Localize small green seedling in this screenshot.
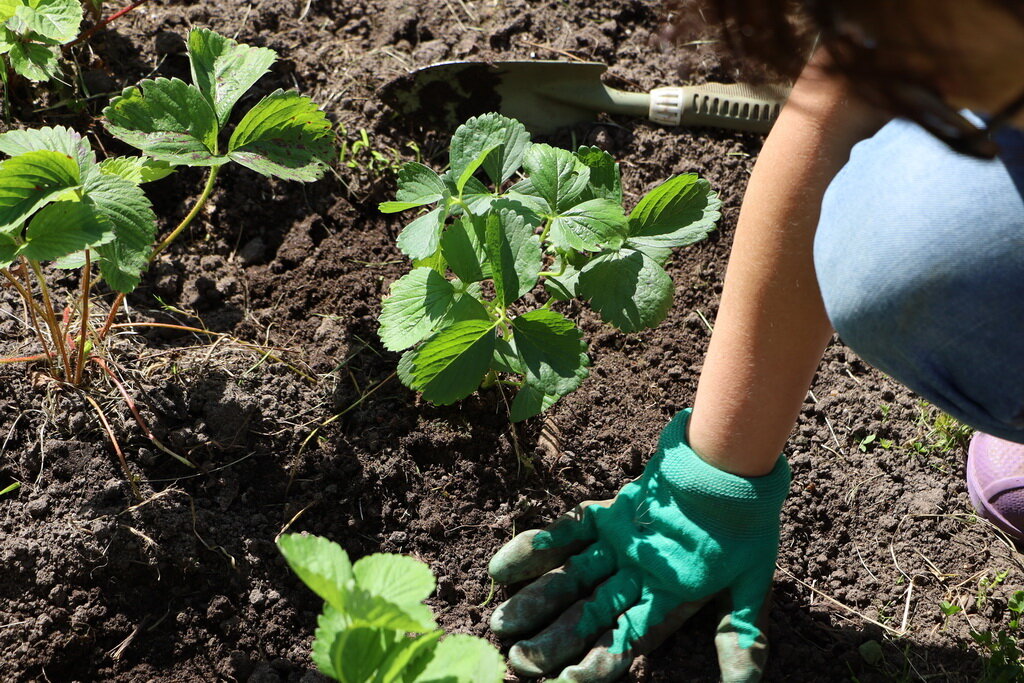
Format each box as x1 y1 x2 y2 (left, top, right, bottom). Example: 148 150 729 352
277 533 504 683
0 125 165 381
378 113 720 421
339 124 420 177
0 0 83 83
103 27 333 257
971 590 1024 681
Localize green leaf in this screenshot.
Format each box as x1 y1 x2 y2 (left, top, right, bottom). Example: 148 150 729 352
507 309 589 422
455 144 497 196
459 176 495 214
380 631 443 683
578 248 674 332
511 309 589 397
627 174 721 248
98 156 175 184
379 268 458 351
396 206 445 261
449 113 530 186
313 606 347 680
414 634 505 683
0 230 18 269
625 239 673 266
492 335 522 375
52 249 85 269
510 381 561 423
398 320 497 405
0 26 16 53
353 554 436 612
342 584 437 633
543 256 584 301
103 78 223 165
484 200 542 306
331 626 404 683
187 27 277 126
440 290 490 326
440 214 488 283
0 126 95 170
575 145 621 203
0 149 80 229
19 200 113 261
227 89 333 181
380 162 446 213
8 42 59 82
277 533 353 613
522 143 589 213
13 0 82 43
84 171 157 293
549 198 628 252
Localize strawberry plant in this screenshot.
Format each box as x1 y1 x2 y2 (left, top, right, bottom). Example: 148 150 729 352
0 125 163 382
277 533 504 683
0 27 332 385
102 26 333 259
0 0 83 83
378 113 720 421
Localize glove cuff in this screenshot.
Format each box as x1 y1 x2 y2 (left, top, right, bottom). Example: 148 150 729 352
651 409 791 539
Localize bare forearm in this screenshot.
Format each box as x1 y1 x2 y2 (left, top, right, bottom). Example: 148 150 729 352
688 57 889 476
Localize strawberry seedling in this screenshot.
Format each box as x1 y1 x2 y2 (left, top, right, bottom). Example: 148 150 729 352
0 0 83 84
378 113 720 421
102 26 334 259
0 125 164 381
277 533 504 683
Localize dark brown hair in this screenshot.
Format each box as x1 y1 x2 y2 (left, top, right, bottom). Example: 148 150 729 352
670 0 1024 156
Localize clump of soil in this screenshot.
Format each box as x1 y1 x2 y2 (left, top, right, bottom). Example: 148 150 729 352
1 1 1020 681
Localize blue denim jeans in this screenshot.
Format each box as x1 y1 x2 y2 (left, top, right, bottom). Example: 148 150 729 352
814 119 1024 443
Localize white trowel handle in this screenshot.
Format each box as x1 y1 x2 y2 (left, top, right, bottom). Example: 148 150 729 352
649 83 791 134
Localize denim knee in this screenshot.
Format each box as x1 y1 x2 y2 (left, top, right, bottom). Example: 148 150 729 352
813 118 1024 442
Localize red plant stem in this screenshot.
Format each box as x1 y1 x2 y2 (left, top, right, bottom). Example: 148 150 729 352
73 251 92 386
65 0 150 49
0 353 49 365
97 292 125 342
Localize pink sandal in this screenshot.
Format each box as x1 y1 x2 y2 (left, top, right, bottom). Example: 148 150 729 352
967 432 1024 539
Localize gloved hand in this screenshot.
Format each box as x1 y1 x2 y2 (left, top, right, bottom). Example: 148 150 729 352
488 409 791 682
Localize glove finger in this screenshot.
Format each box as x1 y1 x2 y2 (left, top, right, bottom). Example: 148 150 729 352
713 590 772 683
557 589 716 683
489 498 613 585
490 539 617 638
506 567 643 677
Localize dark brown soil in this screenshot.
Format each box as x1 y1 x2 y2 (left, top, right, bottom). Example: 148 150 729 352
1 1 1021 682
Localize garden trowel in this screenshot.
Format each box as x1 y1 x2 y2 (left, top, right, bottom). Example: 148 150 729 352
380 60 790 135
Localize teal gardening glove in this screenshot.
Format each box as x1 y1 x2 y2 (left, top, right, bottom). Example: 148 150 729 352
488 409 791 682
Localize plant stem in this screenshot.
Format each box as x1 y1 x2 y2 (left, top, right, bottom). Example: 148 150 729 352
539 216 553 243
65 0 151 50
96 165 223 342
149 165 221 262
73 251 92 386
26 259 73 379
0 353 49 365
97 291 125 341
1 267 55 371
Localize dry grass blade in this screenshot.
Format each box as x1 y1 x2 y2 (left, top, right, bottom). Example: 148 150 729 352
84 394 140 500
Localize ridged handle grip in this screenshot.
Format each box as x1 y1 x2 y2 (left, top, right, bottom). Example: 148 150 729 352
649 83 791 134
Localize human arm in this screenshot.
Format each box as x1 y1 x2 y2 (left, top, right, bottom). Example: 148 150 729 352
688 51 891 476
487 52 892 683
